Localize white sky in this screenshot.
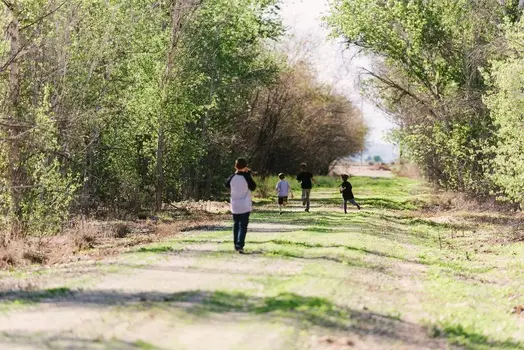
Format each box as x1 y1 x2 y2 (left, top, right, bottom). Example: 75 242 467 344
279 0 397 159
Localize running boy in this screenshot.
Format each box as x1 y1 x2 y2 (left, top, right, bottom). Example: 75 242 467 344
225 158 257 253
296 163 316 212
340 174 361 213
275 173 292 214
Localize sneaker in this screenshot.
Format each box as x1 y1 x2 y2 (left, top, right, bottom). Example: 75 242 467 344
305 209 309 212
357 205 361 210
238 249 245 254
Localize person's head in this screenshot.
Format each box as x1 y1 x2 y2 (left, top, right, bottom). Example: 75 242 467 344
341 174 349 181
235 158 248 171
300 163 307 171
278 173 285 180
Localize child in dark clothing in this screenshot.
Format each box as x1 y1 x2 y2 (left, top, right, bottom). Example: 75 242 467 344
340 174 361 214
296 163 317 212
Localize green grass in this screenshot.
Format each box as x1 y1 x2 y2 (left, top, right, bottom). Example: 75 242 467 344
2 175 523 349
177 175 524 348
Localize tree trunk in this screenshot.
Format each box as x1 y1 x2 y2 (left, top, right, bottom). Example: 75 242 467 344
155 126 165 212
154 0 202 210
5 4 24 240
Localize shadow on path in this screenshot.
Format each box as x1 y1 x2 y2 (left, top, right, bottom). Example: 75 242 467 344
0 289 447 349
0 332 163 350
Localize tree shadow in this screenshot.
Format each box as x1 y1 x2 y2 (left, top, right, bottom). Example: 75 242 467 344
181 223 305 233
0 289 448 348
437 323 524 350
4 289 518 349
174 238 423 265
131 247 386 272
0 332 162 350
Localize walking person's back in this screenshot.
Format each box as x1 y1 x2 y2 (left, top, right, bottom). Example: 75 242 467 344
225 158 256 253
296 163 316 212
275 173 292 214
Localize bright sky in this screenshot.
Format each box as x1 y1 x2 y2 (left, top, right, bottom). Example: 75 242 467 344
279 0 397 160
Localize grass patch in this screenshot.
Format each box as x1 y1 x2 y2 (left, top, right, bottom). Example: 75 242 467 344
160 290 351 329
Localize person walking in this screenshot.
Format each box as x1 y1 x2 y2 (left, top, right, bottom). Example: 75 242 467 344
225 158 256 253
275 173 292 214
296 163 316 212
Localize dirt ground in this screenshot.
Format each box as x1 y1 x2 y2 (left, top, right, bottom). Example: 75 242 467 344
0 215 454 349
330 163 395 179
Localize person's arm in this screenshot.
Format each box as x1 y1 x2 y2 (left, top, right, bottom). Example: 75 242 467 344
224 174 235 189
242 172 257 191
275 182 280 193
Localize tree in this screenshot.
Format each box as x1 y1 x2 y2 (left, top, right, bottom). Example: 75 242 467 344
0 0 285 239
327 0 520 197
485 20 524 206
239 62 367 175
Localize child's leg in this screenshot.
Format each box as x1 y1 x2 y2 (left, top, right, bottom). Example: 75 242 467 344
237 212 250 250
232 214 241 250
305 189 311 212
301 190 307 206
349 198 361 210
343 200 347 213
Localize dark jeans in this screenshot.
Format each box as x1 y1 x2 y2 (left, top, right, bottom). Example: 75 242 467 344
232 212 250 250
301 189 311 211
343 198 360 213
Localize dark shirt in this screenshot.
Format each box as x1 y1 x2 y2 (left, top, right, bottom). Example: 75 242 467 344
225 171 257 191
340 181 354 199
297 171 313 189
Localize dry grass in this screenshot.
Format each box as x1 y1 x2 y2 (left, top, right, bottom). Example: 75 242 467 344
391 163 422 179
0 210 223 270
0 241 23 269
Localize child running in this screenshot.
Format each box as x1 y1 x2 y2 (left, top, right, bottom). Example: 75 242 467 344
340 174 361 213
224 158 257 253
275 173 292 214
296 163 316 212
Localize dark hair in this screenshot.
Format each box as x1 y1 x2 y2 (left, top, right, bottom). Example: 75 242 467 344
278 173 285 180
235 158 248 170
341 174 349 181
300 163 307 171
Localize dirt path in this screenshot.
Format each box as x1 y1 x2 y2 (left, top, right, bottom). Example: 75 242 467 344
0 193 457 350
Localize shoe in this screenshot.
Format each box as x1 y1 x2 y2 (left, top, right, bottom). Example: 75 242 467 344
357 205 361 210
238 249 245 254
305 209 309 212
279 211 282 215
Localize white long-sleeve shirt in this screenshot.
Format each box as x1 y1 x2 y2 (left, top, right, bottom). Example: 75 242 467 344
225 172 257 214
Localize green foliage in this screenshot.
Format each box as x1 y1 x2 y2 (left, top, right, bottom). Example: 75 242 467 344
485 20 524 205
0 0 286 235
327 0 512 198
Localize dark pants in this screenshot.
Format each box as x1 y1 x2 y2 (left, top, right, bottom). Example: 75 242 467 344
343 198 360 213
302 189 311 211
232 212 250 250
